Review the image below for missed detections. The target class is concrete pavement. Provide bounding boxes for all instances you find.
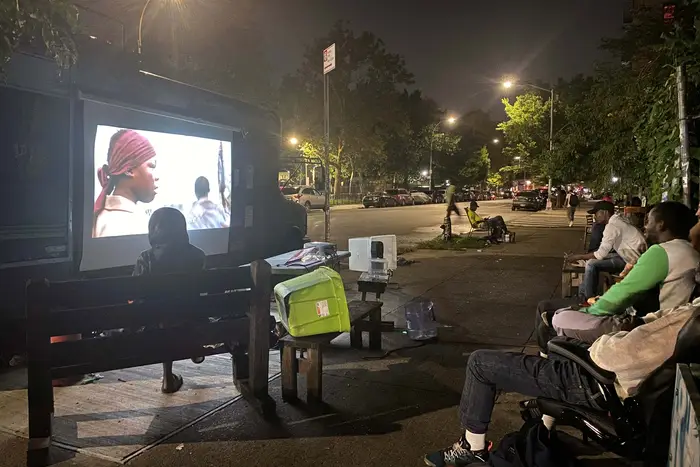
[0,223,630,467]
[307,200,589,250]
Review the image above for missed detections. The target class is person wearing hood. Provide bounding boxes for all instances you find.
[133,207,206,393]
[188,176,229,230]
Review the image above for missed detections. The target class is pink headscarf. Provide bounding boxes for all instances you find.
[94,130,156,215]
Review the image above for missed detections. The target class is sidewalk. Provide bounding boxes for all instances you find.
[0,227,627,467]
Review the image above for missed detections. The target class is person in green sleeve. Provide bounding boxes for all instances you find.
[550,201,700,344]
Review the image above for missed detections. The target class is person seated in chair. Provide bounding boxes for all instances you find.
[466,201,508,241]
[565,201,646,300]
[536,201,699,352]
[423,297,700,467]
[133,207,206,393]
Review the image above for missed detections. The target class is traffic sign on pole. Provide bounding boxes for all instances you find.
[323,43,336,75]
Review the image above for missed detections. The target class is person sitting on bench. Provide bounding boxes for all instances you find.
[133,207,206,393]
[565,201,646,300]
[466,201,508,240]
[537,202,699,351]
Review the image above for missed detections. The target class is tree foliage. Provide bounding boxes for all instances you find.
[278,23,498,192]
[500,2,700,203]
[1,0,79,71]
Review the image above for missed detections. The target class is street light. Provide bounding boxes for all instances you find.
[421,170,428,177]
[288,136,299,146]
[493,139,499,144]
[502,78,555,194]
[429,115,457,191]
[138,0,179,55]
[612,176,619,183]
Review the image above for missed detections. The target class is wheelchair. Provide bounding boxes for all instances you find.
[521,307,700,465]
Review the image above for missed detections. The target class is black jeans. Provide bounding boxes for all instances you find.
[534,298,580,353]
[567,207,576,222]
[486,216,508,233]
[459,349,604,434]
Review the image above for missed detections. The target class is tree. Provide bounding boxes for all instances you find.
[278,22,414,193]
[1,0,79,71]
[497,92,550,183]
[459,145,491,186]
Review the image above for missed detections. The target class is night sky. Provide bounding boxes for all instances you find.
[81,0,627,117]
[258,0,625,116]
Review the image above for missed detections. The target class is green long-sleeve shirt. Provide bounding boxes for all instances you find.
[584,240,699,316]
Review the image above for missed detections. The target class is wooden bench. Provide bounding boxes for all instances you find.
[25,260,273,467]
[583,214,594,250]
[280,300,387,405]
[562,262,586,298]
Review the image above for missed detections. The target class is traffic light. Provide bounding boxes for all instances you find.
[663,2,677,25]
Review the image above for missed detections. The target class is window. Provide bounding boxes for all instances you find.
[281,187,298,195]
[302,188,314,195]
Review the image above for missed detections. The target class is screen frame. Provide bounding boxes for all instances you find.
[79,98,238,272]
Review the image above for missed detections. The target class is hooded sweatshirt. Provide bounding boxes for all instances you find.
[589,298,699,399]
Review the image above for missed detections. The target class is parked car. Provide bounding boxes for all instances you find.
[281,185,325,211]
[385,188,414,206]
[502,191,513,199]
[362,192,399,208]
[410,191,432,205]
[512,190,542,211]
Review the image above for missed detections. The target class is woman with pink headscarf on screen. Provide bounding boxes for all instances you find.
[93,129,159,238]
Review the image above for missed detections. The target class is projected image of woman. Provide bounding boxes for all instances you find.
[93,129,159,237]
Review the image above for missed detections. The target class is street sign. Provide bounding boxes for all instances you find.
[323,43,336,74]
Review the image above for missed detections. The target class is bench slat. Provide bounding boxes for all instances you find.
[48,291,251,336]
[50,318,249,373]
[41,267,254,309]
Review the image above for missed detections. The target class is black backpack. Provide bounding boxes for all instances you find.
[489,420,578,467]
[568,194,579,207]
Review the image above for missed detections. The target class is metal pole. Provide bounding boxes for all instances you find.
[548,88,554,199]
[323,73,331,241]
[137,0,153,55]
[677,64,691,207]
[429,134,434,192]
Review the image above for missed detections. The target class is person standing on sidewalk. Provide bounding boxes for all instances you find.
[565,189,579,227]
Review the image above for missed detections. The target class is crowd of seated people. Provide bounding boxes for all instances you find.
[423,201,700,467]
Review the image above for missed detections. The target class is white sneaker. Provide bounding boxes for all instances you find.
[568,221,573,227]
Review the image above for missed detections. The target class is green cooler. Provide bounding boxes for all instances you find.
[274,266,350,337]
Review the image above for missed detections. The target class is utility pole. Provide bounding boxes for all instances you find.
[677,64,691,207]
[548,88,554,202]
[322,44,336,241]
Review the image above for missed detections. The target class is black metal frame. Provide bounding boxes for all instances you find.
[521,310,700,463]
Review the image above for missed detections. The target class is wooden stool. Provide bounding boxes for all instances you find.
[281,300,384,405]
[562,263,586,298]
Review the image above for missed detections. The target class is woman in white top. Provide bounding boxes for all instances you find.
[93,129,159,238]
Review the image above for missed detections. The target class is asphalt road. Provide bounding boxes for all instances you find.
[306,199,582,249]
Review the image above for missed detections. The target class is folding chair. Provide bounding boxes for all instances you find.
[466,216,491,239]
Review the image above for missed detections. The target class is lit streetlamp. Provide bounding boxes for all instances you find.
[429,115,457,191]
[612,176,619,183]
[493,139,499,144]
[288,136,299,146]
[502,78,555,193]
[138,0,179,55]
[421,170,428,177]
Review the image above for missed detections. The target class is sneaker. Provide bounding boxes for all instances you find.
[424,436,491,466]
[568,221,573,227]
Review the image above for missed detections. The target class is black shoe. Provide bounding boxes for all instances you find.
[424,435,491,466]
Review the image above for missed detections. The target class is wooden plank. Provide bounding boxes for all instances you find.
[25,279,54,467]
[281,332,340,348]
[247,260,272,395]
[348,300,382,322]
[306,348,322,404]
[46,267,253,309]
[48,291,250,336]
[281,344,298,402]
[50,319,249,372]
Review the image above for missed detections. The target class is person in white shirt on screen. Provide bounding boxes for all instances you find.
[93,129,159,238]
[187,176,229,230]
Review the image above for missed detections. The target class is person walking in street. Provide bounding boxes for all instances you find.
[565,189,579,227]
[445,184,461,218]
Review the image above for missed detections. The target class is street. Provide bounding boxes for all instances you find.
[307,199,585,249]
